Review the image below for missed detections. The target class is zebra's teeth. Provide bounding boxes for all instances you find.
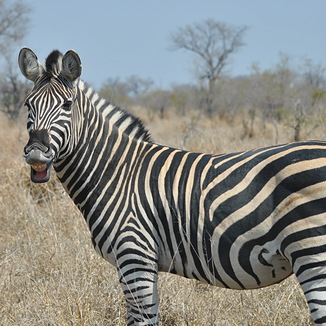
[30,163,47,172]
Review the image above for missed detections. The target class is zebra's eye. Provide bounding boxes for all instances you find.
[62,100,73,111]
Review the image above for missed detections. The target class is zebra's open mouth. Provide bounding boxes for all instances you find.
[30,162,52,183]
[24,134,54,183]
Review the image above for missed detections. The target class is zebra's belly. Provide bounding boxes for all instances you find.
[159,243,292,290]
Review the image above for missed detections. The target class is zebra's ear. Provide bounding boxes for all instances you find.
[61,50,82,84]
[18,47,45,82]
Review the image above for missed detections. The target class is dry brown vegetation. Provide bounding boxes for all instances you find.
[1,107,324,325]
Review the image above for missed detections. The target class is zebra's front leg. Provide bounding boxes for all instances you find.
[117,258,159,325]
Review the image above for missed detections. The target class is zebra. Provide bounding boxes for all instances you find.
[18,47,326,325]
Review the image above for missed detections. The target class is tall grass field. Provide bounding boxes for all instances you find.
[1,107,324,325]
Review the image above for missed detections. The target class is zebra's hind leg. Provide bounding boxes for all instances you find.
[294,256,326,325]
[117,261,159,326]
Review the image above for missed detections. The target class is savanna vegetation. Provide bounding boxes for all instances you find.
[0,1,325,325]
[0,108,322,326]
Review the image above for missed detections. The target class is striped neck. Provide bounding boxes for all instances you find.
[54,80,152,210]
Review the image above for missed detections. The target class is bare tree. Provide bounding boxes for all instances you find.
[0,52,30,121]
[0,0,30,56]
[170,19,248,116]
[302,57,326,90]
[99,75,154,106]
[139,89,171,120]
[0,0,31,120]
[125,75,154,96]
[99,77,130,105]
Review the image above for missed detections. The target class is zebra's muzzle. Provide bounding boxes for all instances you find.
[24,130,54,183]
[24,148,53,183]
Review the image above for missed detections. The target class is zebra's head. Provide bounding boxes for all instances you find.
[18,47,82,183]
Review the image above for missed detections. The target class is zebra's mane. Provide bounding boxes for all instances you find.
[78,80,152,143]
[45,50,63,76]
[43,50,151,143]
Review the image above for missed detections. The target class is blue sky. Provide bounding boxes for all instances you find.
[22,0,326,90]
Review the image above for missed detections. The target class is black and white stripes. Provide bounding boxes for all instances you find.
[19,48,326,325]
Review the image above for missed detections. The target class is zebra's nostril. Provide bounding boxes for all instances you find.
[24,142,49,154]
[25,148,53,164]
[24,129,52,158]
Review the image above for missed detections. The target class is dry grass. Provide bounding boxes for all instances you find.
[1,108,324,325]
